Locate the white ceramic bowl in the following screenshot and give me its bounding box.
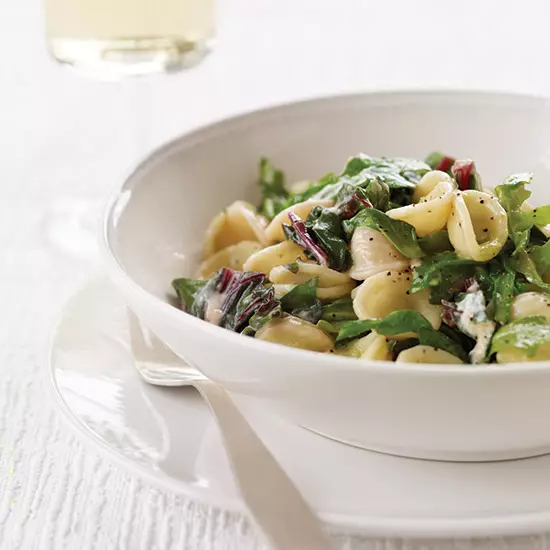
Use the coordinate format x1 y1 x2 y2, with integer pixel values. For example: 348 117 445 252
103 90 550 462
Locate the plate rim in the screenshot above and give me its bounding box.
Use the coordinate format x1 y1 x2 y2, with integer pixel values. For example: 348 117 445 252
46 275 550 539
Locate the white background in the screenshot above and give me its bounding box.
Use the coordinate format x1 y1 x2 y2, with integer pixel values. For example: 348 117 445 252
3 0 550 548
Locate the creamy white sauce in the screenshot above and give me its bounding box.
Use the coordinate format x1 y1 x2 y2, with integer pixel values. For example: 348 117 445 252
204 291 225 325
455 285 495 364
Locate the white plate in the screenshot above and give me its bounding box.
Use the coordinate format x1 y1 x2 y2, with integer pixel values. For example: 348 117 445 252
49 276 550 538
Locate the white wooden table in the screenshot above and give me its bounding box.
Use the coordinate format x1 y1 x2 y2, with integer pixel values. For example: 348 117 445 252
3 0 550 548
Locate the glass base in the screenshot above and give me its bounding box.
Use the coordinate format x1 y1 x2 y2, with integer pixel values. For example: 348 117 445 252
48 36 211 77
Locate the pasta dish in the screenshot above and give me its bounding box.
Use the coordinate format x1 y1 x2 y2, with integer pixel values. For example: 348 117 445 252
172 152 550 364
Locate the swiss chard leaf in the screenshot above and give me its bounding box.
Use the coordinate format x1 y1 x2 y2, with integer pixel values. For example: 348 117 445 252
343 208 423 258
172 278 208 311
424 152 456 174
410 252 479 304
451 159 483 191
257 158 289 220
305 206 351 271
344 155 430 185
491 316 550 358
280 278 323 324
336 310 467 361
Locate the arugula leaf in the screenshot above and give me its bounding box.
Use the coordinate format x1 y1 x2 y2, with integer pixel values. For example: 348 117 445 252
531 240 550 273
305 206 351 271
424 152 456 174
280 278 323 324
410 252 479 303
508 249 550 293
172 278 208 311
286 172 338 206
336 310 433 342
257 158 289 220
495 173 533 251
336 310 467 361
321 298 357 323
343 208 423 258
418 231 453 254
491 316 550 358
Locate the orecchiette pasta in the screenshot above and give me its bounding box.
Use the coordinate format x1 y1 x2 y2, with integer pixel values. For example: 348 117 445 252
255 315 334 352
203 201 268 257
264 199 334 242
336 331 391 361
497 292 550 363
273 282 356 301
447 190 508 261
197 241 263 279
269 261 352 287
349 227 408 280
387 171 455 236
412 170 455 202
242 240 308 274
353 269 441 338
396 345 464 364
510 292 550 322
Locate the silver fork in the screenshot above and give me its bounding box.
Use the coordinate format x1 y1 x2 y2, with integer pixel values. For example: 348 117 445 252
127 310 335 550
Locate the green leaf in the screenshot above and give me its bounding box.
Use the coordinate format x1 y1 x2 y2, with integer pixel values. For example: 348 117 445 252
343 208 423 258
321 298 357 322
508 249 550 293
336 310 432 342
316 319 350 336
531 240 550 273
172 278 208 311
495 173 533 252
409 252 479 303
280 278 323 323
305 206 351 271
336 310 467 361
418 231 453 254
344 155 430 185
491 316 550 358
424 152 455 173
257 158 289 220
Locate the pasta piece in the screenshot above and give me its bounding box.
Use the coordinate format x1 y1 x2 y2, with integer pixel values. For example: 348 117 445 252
412 170 454 202
349 227 409 280
497 345 550 363
256 315 334 352
396 345 463 364
243 240 307 275
387 172 456 236
447 190 508 261
197 241 262 279
203 201 268 257
497 292 550 363
273 282 355 301
336 331 391 361
510 292 550 322
264 199 334 242
269 261 352 287
353 269 441 339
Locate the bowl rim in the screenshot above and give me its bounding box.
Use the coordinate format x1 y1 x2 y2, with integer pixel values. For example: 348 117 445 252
101 88 550 375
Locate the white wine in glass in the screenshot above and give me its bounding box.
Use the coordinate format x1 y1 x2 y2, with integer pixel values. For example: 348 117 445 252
45 0 215 77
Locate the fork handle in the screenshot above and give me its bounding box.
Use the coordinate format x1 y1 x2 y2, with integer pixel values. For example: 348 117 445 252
194 378 335 550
